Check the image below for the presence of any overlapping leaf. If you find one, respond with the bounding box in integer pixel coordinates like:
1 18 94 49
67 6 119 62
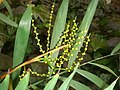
15 72 30 90
59 76 92 90
58 63 79 90
50 0 69 58
44 74 59 90
68 0 99 67
12 5 32 80
0 12 17 27
0 75 10 90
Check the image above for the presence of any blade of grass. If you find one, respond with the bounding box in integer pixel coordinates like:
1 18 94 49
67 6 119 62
12 5 32 80
68 0 99 67
0 12 17 27
15 72 30 90
58 63 79 90
111 42 120 55
104 77 120 90
0 75 10 90
44 74 59 90
3 0 13 17
59 76 92 90
77 69 108 89
88 62 118 77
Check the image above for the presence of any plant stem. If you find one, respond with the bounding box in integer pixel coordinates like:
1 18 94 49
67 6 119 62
0 45 68 79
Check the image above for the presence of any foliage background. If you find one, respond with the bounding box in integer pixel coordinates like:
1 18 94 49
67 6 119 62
0 0 120 90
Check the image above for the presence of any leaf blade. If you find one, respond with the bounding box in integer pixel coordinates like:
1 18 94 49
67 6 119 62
15 72 30 90
44 74 59 90
111 42 120 55
0 75 10 90
0 12 17 27
104 77 119 90
50 0 69 50
59 76 92 90
3 0 13 17
12 5 32 80
77 69 108 89
68 0 99 67
88 62 118 77
49 0 69 73
58 63 79 90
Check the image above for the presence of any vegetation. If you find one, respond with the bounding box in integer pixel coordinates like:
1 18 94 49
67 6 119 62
0 0 120 90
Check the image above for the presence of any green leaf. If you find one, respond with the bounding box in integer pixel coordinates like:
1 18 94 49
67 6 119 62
88 62 118 77
3 0 13 17
0 75 10 90
68 0 99 67
58 63 79 90
77 69 108 89
104 77 119 90
49 0 69 73
12 5 32 80
0 12 17 27
15 72 30 90
111 42 120 55
44 74 59 90
59 76 92 90
50 0 69 49
70 79 92 90
50 0 69 59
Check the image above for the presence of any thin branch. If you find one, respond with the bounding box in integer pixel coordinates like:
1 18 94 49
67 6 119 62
0 45 68 79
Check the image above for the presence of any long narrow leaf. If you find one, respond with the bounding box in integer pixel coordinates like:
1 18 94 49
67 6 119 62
111 42 120 55
44 74 59 90
50 0 69 49
49 0 69 74
3 0 13 17
12 5 32 80
88 62 118 77
50 0 69 58
0 75 10 90
15 72 30 90
68 0 99 67
58 63 79 90
77 69 108 89
0 12 17 27
59 76 92 90
104 77 119 90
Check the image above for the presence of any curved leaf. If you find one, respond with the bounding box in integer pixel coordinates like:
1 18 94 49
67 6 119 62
44 74 59 90
88 62 118 77
15 72 30 90
0 75 10 90
77 69 108 89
